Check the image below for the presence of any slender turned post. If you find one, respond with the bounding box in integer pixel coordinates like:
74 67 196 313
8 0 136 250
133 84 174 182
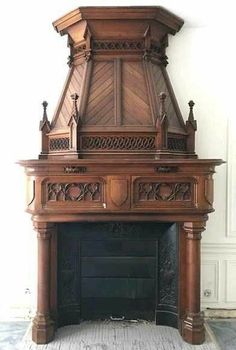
182 221 206 345
32 222 55 344
39 101 51 158
186 100 197 153
156 92 168 150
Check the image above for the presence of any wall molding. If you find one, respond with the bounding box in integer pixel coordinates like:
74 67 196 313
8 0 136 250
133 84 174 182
226 118 236 237
201 260 219 303
225 260 236 303
202 242 236 254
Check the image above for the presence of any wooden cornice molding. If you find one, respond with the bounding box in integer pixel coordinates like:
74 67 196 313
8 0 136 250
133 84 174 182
53 6 184 36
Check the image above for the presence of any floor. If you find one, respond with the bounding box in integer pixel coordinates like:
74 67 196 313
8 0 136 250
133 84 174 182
20 320 218 350
0 321 29 350
206 319 236 350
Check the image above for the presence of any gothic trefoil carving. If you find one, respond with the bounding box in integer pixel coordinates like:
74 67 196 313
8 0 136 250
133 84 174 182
138 182 191 201
47 183 101 201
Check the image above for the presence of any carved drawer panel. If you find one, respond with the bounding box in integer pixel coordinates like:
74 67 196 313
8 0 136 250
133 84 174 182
132 177 196 209
42 176 105 210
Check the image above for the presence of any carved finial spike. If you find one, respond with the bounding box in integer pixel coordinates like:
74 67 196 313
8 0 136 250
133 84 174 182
188 100 195 122
159 92 167 117
70 93 80 123
71 93 79 102
42 101 48 121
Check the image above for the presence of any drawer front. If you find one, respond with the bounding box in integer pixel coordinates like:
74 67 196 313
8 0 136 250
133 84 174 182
131 176 196 209
42 176 106 210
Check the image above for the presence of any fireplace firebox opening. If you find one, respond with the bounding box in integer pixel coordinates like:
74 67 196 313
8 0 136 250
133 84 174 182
57 222 178 328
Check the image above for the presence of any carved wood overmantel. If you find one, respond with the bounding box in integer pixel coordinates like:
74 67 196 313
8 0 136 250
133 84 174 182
19 6 224 346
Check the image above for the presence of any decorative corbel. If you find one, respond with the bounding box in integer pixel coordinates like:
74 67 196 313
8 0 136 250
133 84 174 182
160 34 169 66
186 100 197 153
156 92 168 150
39 101 51 156
68 93 81 151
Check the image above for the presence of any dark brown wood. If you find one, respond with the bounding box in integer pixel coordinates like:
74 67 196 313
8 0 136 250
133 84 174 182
182 221 206 344
186 100 197 153
50 226 58 325
32 222 55 344
19 6 225 346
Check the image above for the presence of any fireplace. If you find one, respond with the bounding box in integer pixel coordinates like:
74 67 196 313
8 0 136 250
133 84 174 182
19 6 223 346
57 222 178 327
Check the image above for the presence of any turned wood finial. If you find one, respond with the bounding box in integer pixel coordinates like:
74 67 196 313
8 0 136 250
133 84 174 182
71 93 79 121
186 100 197 153
159 92 167 117
188 100 195 122
39 100 50 156
42 101 48 121
40 100 50 132
156 92 168 150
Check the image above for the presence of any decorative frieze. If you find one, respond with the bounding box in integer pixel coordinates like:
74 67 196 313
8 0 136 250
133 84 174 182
92 40 144 51
49 137 70 151
81 135 155 151
138 182 191 201
64 166 87 174
168 137 187 152
47 182 101 201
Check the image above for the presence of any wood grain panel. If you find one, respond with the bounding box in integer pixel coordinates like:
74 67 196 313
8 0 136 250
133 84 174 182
122 61 152 126
150 63 184 132
53 64 85 129
85 61 115 125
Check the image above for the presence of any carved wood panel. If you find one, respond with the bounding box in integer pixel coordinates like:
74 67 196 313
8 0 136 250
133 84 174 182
53 64 85 129
108 176 130 210
122 61 152 126
49 137 70 151
42 177 105 209
85 61 115 125
81 135 155 151
132 177 195 208
47 183 101 201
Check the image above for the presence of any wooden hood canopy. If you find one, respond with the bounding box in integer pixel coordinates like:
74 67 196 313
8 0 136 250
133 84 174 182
19 6 224 347
40 6 196 160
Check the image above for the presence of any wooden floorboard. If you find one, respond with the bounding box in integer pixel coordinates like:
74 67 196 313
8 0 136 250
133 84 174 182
21 320 218 350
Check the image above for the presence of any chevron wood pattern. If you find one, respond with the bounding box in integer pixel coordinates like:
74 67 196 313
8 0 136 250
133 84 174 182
53 64 85 129
122 62 152 126
85 62 115 125
150 63 181 130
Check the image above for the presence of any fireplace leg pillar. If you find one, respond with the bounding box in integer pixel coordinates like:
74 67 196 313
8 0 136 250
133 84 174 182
32 222 55 344
182 221 206 345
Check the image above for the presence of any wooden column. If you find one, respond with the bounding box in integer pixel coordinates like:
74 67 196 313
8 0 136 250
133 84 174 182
32 222 55 344
182 221 206 345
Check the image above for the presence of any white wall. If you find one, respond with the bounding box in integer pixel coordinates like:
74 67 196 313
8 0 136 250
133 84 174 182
0 0 235 318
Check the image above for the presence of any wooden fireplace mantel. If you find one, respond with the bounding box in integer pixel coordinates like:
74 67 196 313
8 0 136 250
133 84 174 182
19 5 224 346
19 157 223 345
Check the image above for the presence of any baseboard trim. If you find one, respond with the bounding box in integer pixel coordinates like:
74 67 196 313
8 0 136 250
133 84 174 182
203 308 236 318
